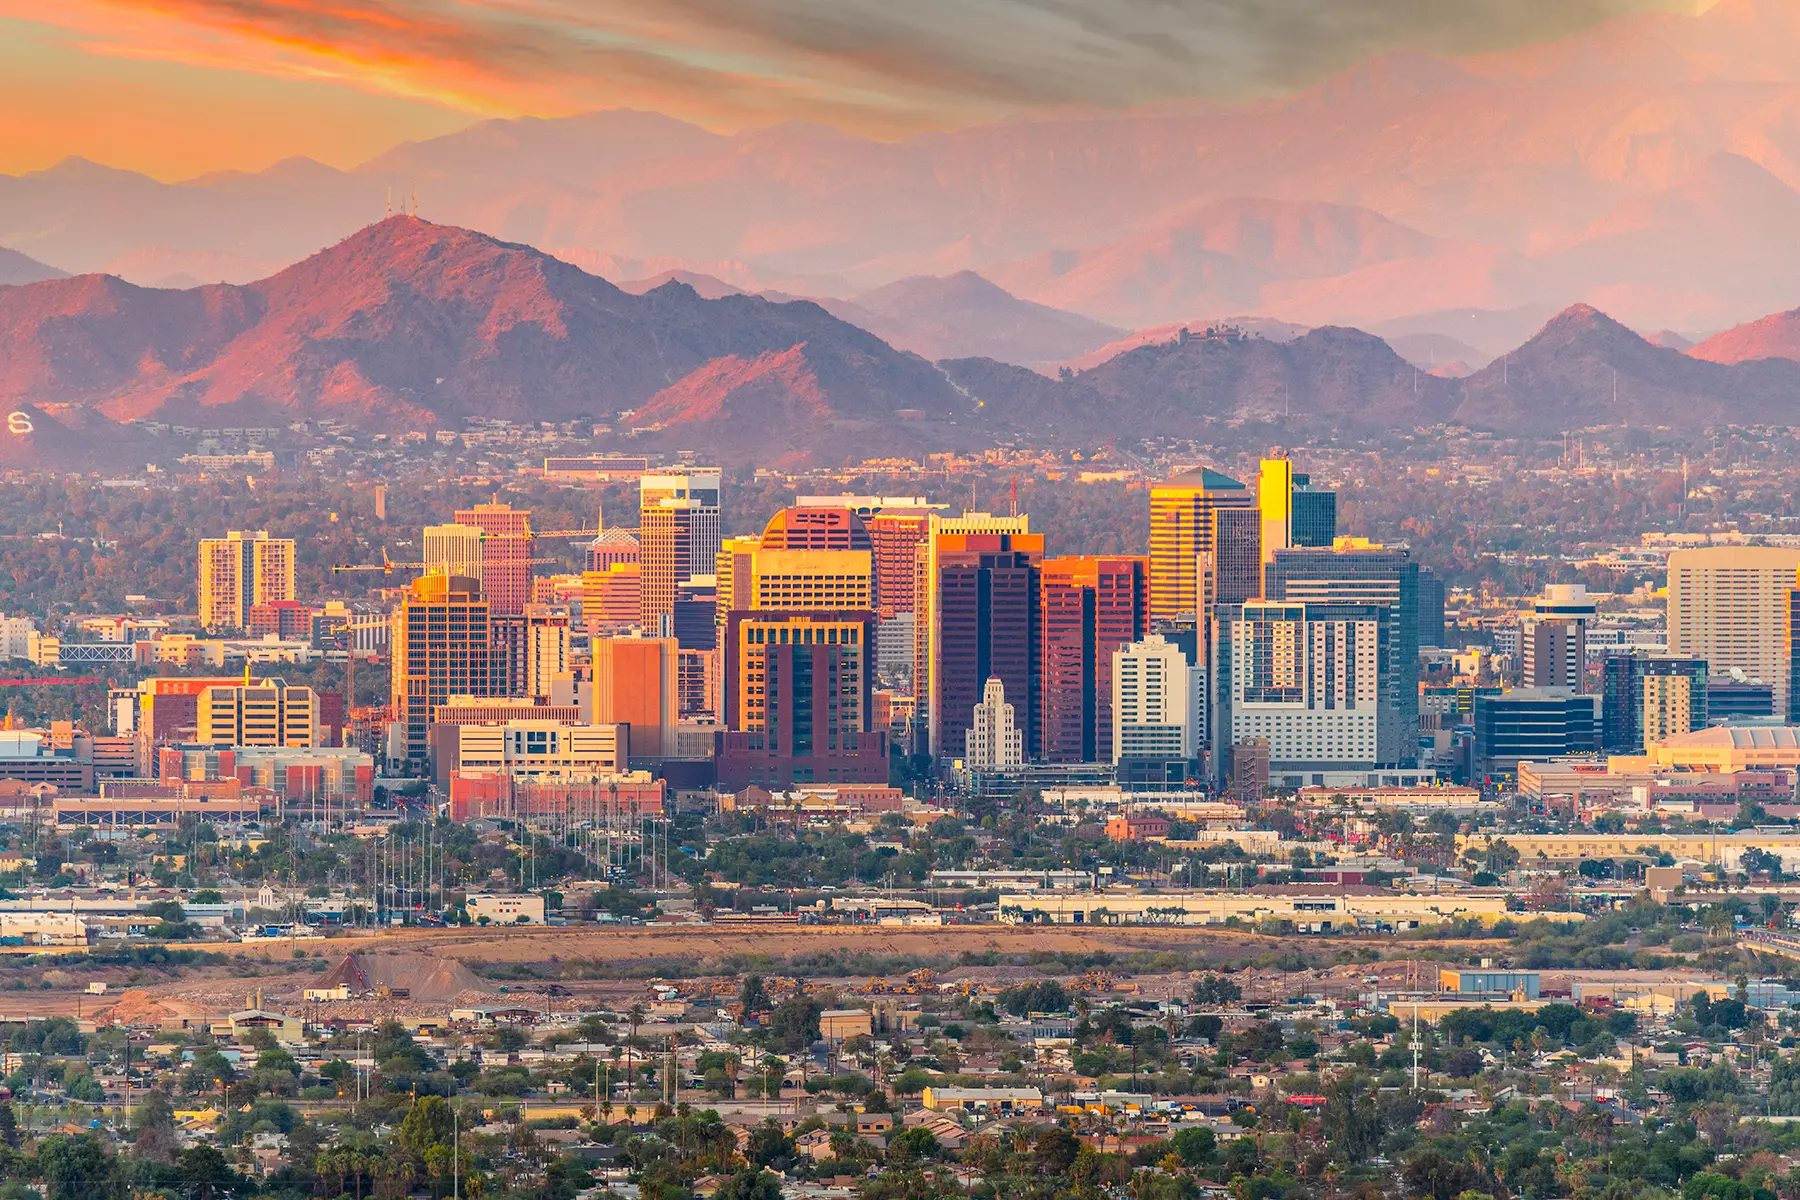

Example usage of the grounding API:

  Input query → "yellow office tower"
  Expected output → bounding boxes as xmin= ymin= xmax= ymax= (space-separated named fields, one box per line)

xmin=1148 ymin=469 xmax=1252 ymax=625
xmin=197 ymin=531 xmax=296 ymax=632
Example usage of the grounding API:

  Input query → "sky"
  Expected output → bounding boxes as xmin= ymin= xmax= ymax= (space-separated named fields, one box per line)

xmin=0 ymin=0 xmax=1717 ymax=182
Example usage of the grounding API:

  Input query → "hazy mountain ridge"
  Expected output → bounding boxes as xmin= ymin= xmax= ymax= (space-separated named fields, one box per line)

xmin=7 ymin=220 xmax=1800 ymax=470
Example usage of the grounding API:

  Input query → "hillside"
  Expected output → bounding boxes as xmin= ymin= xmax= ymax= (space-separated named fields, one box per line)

xmin=0 ymin=217 xmax=971 ymax=457
xmin=816 ymin=273 xmax=1123 ymax=368
xmin=1689 ymin=308 xmax=1800 ymax=365
xmin=0 ymin=247 xmax=65 ymax=286
xmin=1452 ymin=305 xmax=1800 ymax=427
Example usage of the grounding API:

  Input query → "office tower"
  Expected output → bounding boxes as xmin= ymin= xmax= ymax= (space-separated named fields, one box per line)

xmin=586 ymin=528 xmax=639 ymax=573
xmin=966 ymin=677 xmax=1024 ymax=768
xmin=759 ymin=506 xmax=872 ymax=551
xmin=1668 ymin=547 xmax=1800 ymax=717
xmin=639 ymin=469 xmax=722 ymax=630
xmin=490 ymin=606 xmax=571 ymax=702
xmin=673 ymin=578 xmax=719 ymax=651
xmin=1472 ymin=689 xmax=1599 ymax=778
xmin=913 ymin=512 xmax=1032 ymax=717
xmin=718 ymin=609 xmax=883 ymax=788
xmin=390 ymin=574 xmax=491 ymax=765
xmin=373 ymin=484 xmax=387 ymax=522
xmin=1149 ymin=468 xmax=1253 ymax=624
xmin=867 ymin=508 xmax=934 ymax=620
xmin=715 ymin=536 xmax=760 ymax=633
xmin=1258 ymin=458 xmax=1293 ymax=566
xmin=197 ymin=530 xmax=295 ymax=632
xmin=196 ymin=679 xmax=317 ymax=748
xmin=1602 ymin=654 xmax=1708 ymax=753
xmin=752 ymin=550 xmax=874 ymax=611
xmin=1643 ymin=673 xmax=1696 ymax=746
xmin=423 ymin=523 xmax=484 ymax=581
xmin=1289 ymin=474 xmax=1337 ymax=548
xmin=1522 ymin=584 xmax=1595 ymax=690
xmin=1040 ymin=556 xmax=1149 ymax=763
xmin=1113 ymin=634 xmax=1203 ymax=765
xmin=1205 ymin=508 xmax=1263 ymax=607
xmin=1264 ymin=542 xmax=1420 ymax=766
xmin=792 ymin=495 xmax=939 ymax=620
xmin=455 ymin=503 xmax=533 ymax=617
xmin=1418 ymin=568 xmax=1447 ymax=648
xmin=582 ymin=564 xmax=641 ymax=635
xmin=1212 ymin=600 xmax=1389 ymax=778
xmin=925 ymin=528 xmax=1044 ymax=759
xmin=676 ymin=648 xmax=718 ymax=719
xmin=591 ymin=635 xmax=678 ymax=757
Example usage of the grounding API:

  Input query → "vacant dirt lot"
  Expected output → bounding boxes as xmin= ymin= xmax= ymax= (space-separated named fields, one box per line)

xmin=207 ymin=921 xmax=1297 ymax=969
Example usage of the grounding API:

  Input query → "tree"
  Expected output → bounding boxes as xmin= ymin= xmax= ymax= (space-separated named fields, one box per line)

xmin=1192 ymin=975 xmax=1243 ymax=1006
xmin=715 ymin=1168 xmax=784 ymax=1200
xmin=398 ymin=1095 xmax=456 ymax=1162
xmin=38 ymin=1133 xmax=116 ymax=1200
xmin=1170 ymin=1127 xmax=1216 ymax=1168
xmin=739 ymin=975 xmax=771 ymax=1016
xmin=765 ymin=997 xmax=823 ymax=1050
xmin=177 ymin=1144 xmax=236 ymax=1200
xmin=889 ymin=1127 xmax=941 ymax=1162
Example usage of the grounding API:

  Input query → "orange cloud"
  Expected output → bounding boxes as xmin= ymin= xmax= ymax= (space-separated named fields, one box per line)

xmin=5 ymin=0 xmax=1701 ymax=149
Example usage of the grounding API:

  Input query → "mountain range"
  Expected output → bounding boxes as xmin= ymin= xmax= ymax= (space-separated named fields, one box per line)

xmin=6 ymin=0 xmax=1800 ymax=345
xmin=8 ymin=218 xmax=1800 ymax=470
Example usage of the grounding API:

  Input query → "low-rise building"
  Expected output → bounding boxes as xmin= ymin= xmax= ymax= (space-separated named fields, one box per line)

xmin=466 ymin=893 xmax=546 ymax=925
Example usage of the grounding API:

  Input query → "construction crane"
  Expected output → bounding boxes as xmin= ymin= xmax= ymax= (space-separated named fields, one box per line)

xmin=531 ymin=528 xmax=638 ymax=538
xmin=331 ymin=548 xmax=563 ymax=574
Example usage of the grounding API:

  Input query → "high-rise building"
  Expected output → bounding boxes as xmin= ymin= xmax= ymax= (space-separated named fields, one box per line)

xmin=791 ymin=495 xmax=939 ymax=620
xmin=390 ymin=575 xmax=491 ymax=765
xmin=1668 ymin=547 xmax=1800 ymax=717
xmin=1204 ymin=508 xmax=1263 ymax=607
xmin=1289 ymin=474 xmax=1338 ymax=548
xmin=965 ymin=676 xmax=1023 ymax=768
xmin=925 ymin=528 xmax=1044 ymax=759
xmin=1264 ymin=541 xmax=1420 ymax=766
xmin=455 ymin=503 xmax=533 ymax=617
xmin=1418 ymin=567 xmax=1447 ymax=648
xmin=591 ymin=635 xmax=678 ymax=757
xmin=715 ymin=536 xmax=761 ymax=633
xmin=1258 ymin=457 xmax=1293 ymax=566
xmin=759 ymin=506 xmax=872 ymax=551
xmin=197 ymin=531 xmax=295 ymax=632
xmin=1212 ymin=600 xmax=1390 ymax=779
xmin=1644 ymin=674 xmax=1696 ymax=747
xmin=582 ymin=564 xmax=641 ymax=635
xmin=639 ymin=470 xmax=722 ymax=631
xmin=672 ymin=578 xmax=718 ymax=651
xmin=422 ymin=524 xmax=484 ymax=582
xmin=1113 ymin=634 xmax=1203 ymax=765
xmin=586 ymin=528 xmax=640 ymax=574
xmin=752 ymin=551 xmax=873 ymax=611
xmin=1149 ymin=468 xmax=1253 ymax=624
xmin=913 ymin=512 xmax=1032 ymax=730
xmin=1472 ymin=688 xmax=1599 ymax=778
xmin=867 ymin=509 xmax=935 ymax=620
xmin=1522 ymin=584 xmax=1596 ymax=690
xmin=196 ymin=679 xmax=317 ymax=748
xmin=1602 ymin=654 xmax=1709 ymax=753
xmin=1040 ymin=556 xmax=1149 ymax=763
xmin=490 ymin=606 xmax=571 ymax=703
xmin=718 ymin=609 xmax=884 ymax=788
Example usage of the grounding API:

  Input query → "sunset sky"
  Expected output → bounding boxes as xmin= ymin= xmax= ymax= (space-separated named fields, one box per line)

xmin=0 ymin=0 xmax=1716 ymax=182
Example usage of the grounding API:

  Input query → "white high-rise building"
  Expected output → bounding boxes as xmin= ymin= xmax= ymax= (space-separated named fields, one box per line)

xmin=0 ymin=615 xmax=37 ymax=662
xmin=422 ymin=523 xmax=484 ymax=582
xmin=1522 ymin=583 xmax=1596 ymax=690
xmin=197 ymin=530 xmax=295 ymax=632
xmin=965 ymin=676 xmax=1023 ymax=768
xmin=1214 ymin=600 xmax=1387 ymax=775
xmin=1667 ymin=547 xmax=1800 ymax=717
xmin=1112 ymin=634 xmax=1203 ymax=764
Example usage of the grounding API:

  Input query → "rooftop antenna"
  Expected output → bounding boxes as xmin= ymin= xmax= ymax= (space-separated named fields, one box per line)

xmin=385 ymin=186 xmax=392 ymax=218
xmin=1009 ymin=475 xmax=1018 ymax=518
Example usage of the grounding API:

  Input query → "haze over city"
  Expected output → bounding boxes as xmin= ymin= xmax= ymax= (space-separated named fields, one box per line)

xmin=9 ymin=5 xmax=1800 ymax=1200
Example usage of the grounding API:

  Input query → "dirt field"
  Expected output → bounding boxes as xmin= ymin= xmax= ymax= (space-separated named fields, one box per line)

xmin=205 ymin=921 xmax=1308 ymax=968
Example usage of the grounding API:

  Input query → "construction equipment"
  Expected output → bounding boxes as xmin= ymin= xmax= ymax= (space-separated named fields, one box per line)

xmin=332 ymin=548 xmax=563 ymax=574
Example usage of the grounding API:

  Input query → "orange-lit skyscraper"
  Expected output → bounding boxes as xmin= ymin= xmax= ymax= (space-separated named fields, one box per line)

xmin=925 ymin=529 xmax=1044 ymax=758
xmin=639 ymin=470 xmax=721 ymax=631
xmin=591 ymin=635 xmax=678 ymax=757
xmin=454 ymin=502 xmax=533 ymax=616
xmin=390 ymin=574 xmax=491 ymax=765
